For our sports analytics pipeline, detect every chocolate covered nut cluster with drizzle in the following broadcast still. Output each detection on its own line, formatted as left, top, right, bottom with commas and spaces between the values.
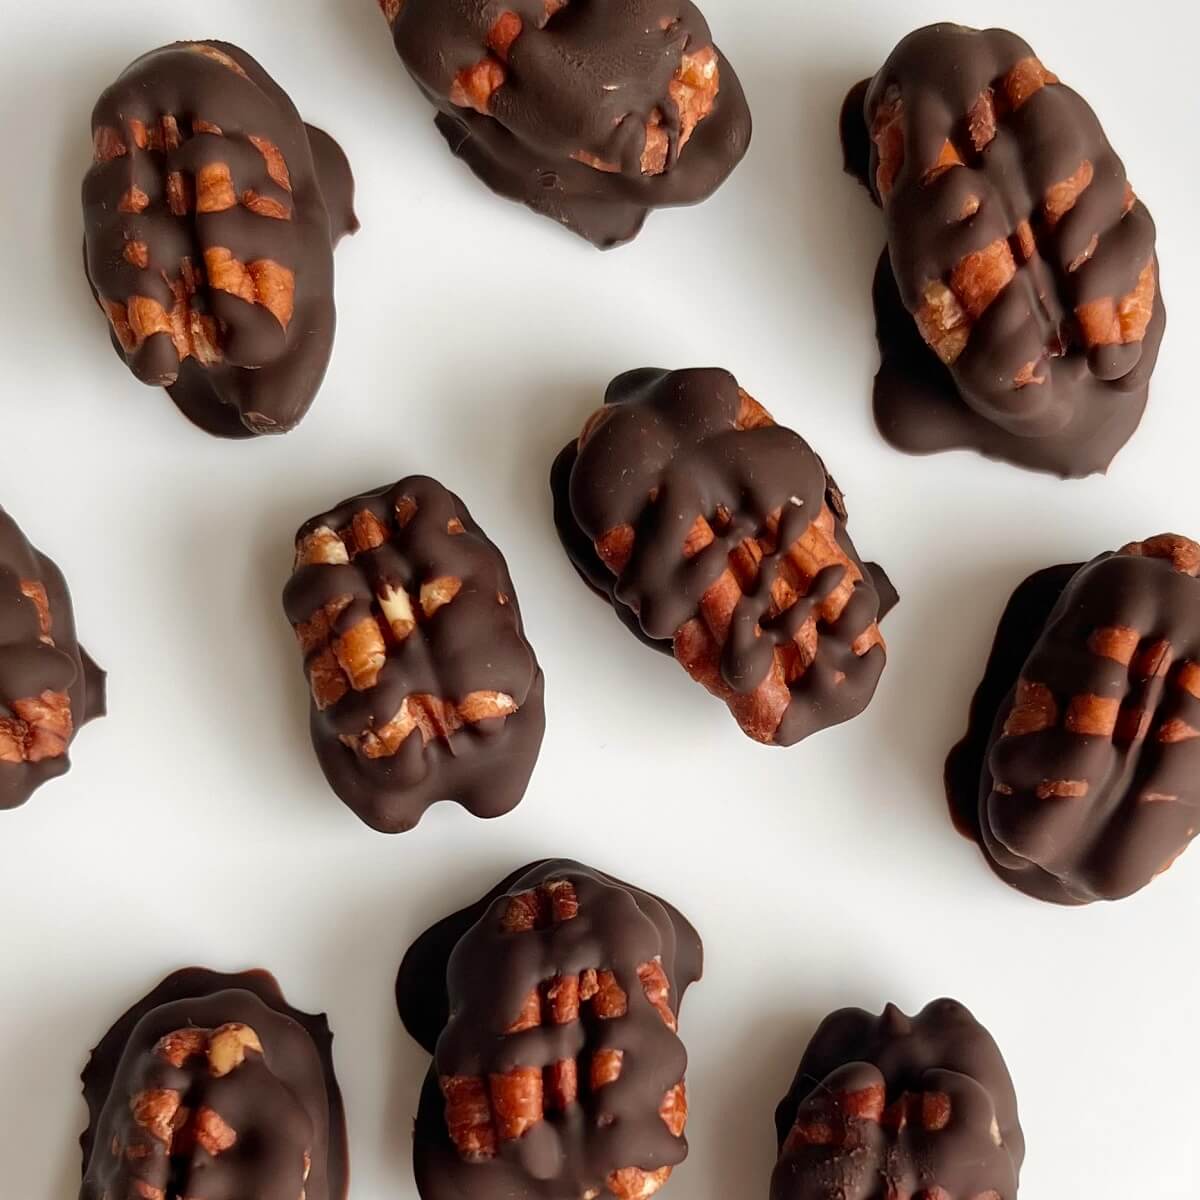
947, 535, 1200, 905
379, 1, 751, 247
553, 368, 893, 746
0, 507, 105, 810
83, 41, 357, 438
79, 967, 348, 1200
842, 24, 1164, 476
397, 860, 702, 1200
773, 1000, 1024, 1200
283, 477, 544, 833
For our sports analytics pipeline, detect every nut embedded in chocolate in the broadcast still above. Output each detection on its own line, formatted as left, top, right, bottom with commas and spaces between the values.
946, 535, 1200, 905
397, 860, 702, 1200
552, 367, 894, 746
0, 506, 105, 810
843, 24, 1165, 477
773, 999, 1023, 1200
79, 967, 348, 1200
83, 41, 358, 438
379, 1, 751, 247
283, 476, 545, 833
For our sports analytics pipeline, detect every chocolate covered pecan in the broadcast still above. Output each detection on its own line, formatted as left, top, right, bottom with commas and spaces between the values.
947, 535, 1200, 904
80, 967, 348, 1200
843, 24, 1164, 476
379, 1, 751, 247
0, 507, 104, 810
773, 1000, 1023, 1200
283, 477, 544, 832
398, 860, 702, 1200
553, 368, 894, 745
83, 41, 357, 437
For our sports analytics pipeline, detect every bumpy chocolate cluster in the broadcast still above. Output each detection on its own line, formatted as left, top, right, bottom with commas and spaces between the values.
948, 535, 1200, 905
83, 41, 357, 438
79, 968, 348, 1200
398, 860, 703, 1200
283, 477, 545, 833
553, 368, 892, 746
844, 24, 1164, 476
380, 0, 751, 247
0, 507, 104, 810
773, 1000, 1024, 1200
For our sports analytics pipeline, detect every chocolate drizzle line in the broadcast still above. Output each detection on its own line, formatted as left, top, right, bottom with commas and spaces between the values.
385, 1, 751, 247
553, 367, 895, 745
0, 506, 105, 811
80, 966, 348, 1200
283, 477, 545, 833
947, 542, 1200, 905
843, 24, 1165, 477
398, 860, 702, 1200
83, 41, 357, 438
773, 999, 1023, 1200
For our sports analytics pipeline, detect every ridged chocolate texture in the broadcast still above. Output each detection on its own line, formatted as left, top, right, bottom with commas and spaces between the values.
283, 476, 545, 833
79, 967, 348, 1200
0, 507, 105, 810
83, 41, 357, 438
843, 24, 1164, 477
398, 860, 702, 1200
380, 0, 751, 247
946, 535, 1200, 905
552, 367, 893, 746
773, 1000, 1023, 1200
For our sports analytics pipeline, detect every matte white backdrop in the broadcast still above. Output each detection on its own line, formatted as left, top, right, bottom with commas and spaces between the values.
1, 1, 1196, 1196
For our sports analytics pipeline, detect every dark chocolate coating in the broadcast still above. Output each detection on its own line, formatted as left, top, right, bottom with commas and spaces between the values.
83, 41, 357, 438
384, 1, 751, 247
773, 1000, 1023, 1200
283, 477, 544, 833
947, 544, 1200, 904
398, 860, 702, 1199
0, 507, 105, 811
552, 367, 893, 745
80, 967, 348, 1200
843, 24, 1164, 477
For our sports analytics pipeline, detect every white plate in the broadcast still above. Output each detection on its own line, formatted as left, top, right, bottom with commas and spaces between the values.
1, 1, 1196, 1196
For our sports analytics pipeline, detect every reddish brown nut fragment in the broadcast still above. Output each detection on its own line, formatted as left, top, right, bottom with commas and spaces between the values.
950, 534, 1200, 904
83, 40, 357, 438
846, 24, 1163, 477
555, 368, 892, 746
772, 1001, 1023, 1200
283, 477, 544, 833
399, 861, 702, 1200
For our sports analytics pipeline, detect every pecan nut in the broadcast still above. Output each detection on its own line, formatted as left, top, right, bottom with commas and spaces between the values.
553, 368, 893, 746
398, 860, 703, 1200
773, 1000, 1023, 1200
83, 41, 357, 438
844, 24, 1164, 477
283, 477, 545, 832
0, 506, 105, 810
380, 1, 751, 247
80, 967, 348, 1200
948, 534, 1200, 904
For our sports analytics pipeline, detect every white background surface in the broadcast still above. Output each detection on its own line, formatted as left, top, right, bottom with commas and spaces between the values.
1, 1, 1197, 1196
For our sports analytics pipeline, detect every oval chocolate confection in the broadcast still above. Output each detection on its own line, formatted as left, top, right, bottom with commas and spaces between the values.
843, 24, 1165, 477
283, 476, 545, 833
83, 41, 358, 438
947, 534, 1200, 905
0, 506, 105, 811
79, 967, 348, 1200
378, 0, 751, 247
773, 999, 1024, 1200
397, 860, 702, 1200
552, 367, 896, 746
